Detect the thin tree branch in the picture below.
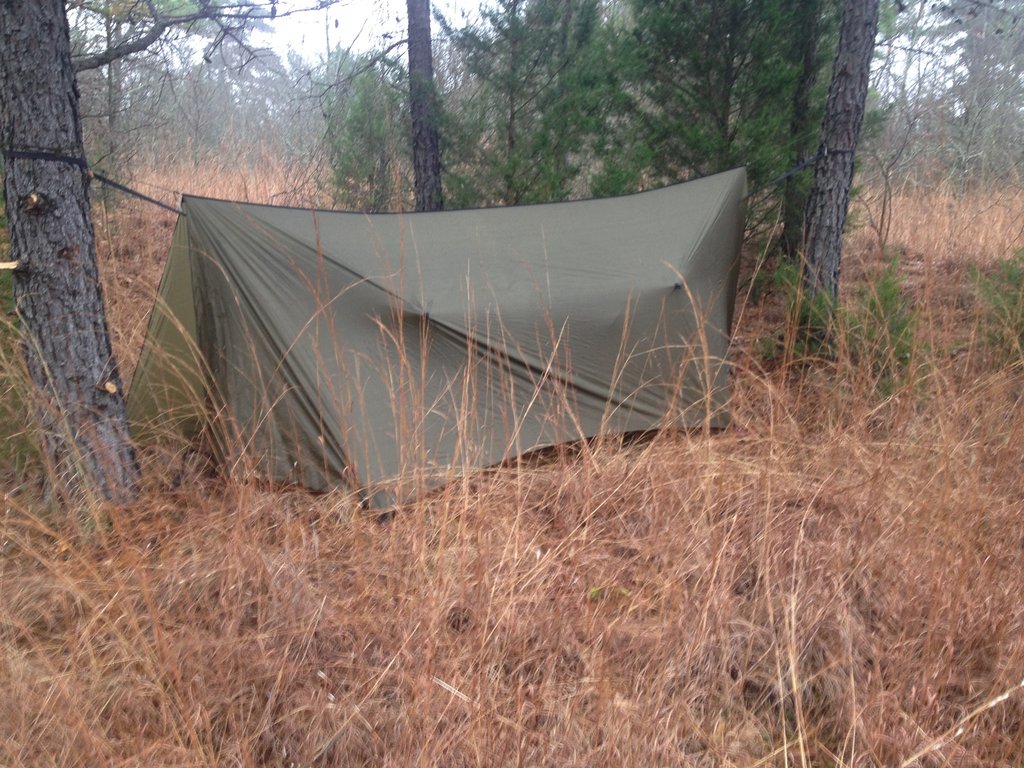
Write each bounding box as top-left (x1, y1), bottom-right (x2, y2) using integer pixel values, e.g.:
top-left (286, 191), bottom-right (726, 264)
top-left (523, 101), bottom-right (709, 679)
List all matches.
top-left (72, 1), bottom-right (338, 72)
top-left (74, 16), bottom-right (194, 71)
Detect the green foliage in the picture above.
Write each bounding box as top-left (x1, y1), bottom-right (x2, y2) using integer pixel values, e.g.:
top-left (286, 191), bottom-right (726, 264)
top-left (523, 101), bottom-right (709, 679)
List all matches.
top-left (771, 260), bottom-right (839, 361)
top-left (323, 54), bottom-right (410, 212)
top-left (445, 0), bottom-right (616, 205)
top-left (585, 33), bottom-right (657, 198)
top-left (587, 584), bottom-right (631, 602)
top-left (614, 0), bottom-right (837, 193)
top-left (845, 258), bottom-right (918, 392)
top-left (972, 250), bottom-right (1024, 361)
top-left (751, 260), bottom-right (835, 361)
top-left (408, 0), bottom-right (842, 213)
top-left (759, 258), bottom-right (919, 395)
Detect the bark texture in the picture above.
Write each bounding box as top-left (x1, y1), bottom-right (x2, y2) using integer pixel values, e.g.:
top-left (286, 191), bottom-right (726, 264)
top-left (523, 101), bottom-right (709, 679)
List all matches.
top-left (406, 0), bottom-right (444, 212)
top-left (782, 0), bottom-right (825, 258)
top-left (0, 0), bottom-right (140, 502)
top-left (802, 0), bottom-right (880, 299)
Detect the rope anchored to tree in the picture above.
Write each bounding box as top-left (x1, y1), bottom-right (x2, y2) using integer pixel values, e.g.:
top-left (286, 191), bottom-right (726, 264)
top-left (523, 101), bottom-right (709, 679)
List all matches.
top-left (2, 148), bottom-right (183, 215)
top-left (744, 146), bottom-right (856, 201)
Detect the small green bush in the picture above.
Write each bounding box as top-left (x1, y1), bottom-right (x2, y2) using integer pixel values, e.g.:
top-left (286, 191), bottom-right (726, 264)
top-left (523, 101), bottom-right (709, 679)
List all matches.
top-left (774, 260), bottom-right (839, 361)
top-left (759, 258), bottom-right (920, 394)
top-left (972, 249), bottom-right (1024, 362)
top-left (845, 258), bottom-right (918, 393)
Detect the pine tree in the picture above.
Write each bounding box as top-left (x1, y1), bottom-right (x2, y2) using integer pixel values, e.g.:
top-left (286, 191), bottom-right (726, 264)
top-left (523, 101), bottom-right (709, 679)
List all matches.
top-left (803, 0), bottom-right (881, 300)
top-left (625, 0), bottom-right (800, 187)
top-left (407, 0), bottom-right (444, 211)
top-left (1, 0), bottom-right (140, 502)
top-left (0, 0), bottom-right (333, 502)
top-left (324, 54), bottom-right (410, 211)
top-left (448, 0), bottom-right (610, 205)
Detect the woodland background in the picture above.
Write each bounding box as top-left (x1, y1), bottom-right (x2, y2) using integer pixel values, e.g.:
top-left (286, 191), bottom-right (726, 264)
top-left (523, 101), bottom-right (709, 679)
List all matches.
top-left (1, 0), bottom-right (1024, 765)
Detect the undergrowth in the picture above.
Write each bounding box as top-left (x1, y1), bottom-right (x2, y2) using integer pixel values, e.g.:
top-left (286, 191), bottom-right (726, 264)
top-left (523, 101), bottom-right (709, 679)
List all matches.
top-left (0, 222), bottom-right (41, 486)
top-left (972, 248), bottom-right (1024, 363)
top-left (756, 257), bottom-right (919, 397)
top-left (1, 170), bottom-right (1023, 766)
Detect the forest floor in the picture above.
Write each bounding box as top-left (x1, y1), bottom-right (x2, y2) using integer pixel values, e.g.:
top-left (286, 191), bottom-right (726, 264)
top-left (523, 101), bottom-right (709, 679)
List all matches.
top-left (1, 165), bottom-right (1023, 766)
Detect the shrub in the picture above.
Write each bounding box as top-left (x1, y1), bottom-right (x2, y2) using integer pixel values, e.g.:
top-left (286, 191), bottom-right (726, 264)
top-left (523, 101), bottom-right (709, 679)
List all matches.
top-left (758, 258), bottom-right (920, 395)
top-left (756, 260), bottom-right (838, 363)
top-left (845, 258), bottom-right (919, 393)
top-left (972, 249), bottom-right (1024, 362)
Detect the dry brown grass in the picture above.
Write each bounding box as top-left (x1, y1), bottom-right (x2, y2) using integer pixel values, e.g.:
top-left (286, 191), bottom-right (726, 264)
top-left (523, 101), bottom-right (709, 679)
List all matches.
top-left (853, 182), bottom-right (1024, 266)
top-left (2, 170), bottom-right (1023, 766)
top-left (93, 149), bottom-right (333, 383)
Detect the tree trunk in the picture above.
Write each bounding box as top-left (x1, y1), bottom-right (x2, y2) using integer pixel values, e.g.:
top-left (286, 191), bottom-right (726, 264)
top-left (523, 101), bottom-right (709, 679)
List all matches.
top-left (802, 0), bottom-right (880, 300)
top-left (406, 0), bottom-right (444, 211)
top-left (781, 0), bottom-right (824, 259)
top-left (0, 0), bottom-right (140, 503)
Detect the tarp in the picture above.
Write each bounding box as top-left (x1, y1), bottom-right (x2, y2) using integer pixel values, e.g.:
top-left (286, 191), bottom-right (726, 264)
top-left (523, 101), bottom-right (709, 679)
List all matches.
top-left (128, 168), bottom-right (746, 505)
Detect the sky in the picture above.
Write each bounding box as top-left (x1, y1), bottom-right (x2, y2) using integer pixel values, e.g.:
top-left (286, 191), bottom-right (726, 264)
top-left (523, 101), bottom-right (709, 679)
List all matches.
top-left (252, 0), bottom-right (477, 60)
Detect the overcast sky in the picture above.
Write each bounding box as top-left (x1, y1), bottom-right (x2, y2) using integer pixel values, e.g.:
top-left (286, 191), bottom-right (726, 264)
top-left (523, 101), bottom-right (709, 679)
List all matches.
top-left (254, 0), bottom-right (477, 60)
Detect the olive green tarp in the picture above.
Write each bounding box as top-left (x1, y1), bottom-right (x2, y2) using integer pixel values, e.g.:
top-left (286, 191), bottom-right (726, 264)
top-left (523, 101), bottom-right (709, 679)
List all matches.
top-left (127, 168), bottom-right (746, 505)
